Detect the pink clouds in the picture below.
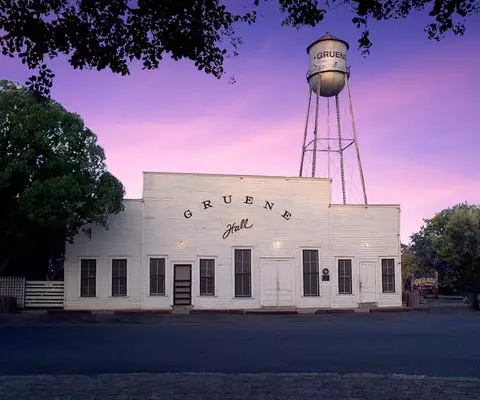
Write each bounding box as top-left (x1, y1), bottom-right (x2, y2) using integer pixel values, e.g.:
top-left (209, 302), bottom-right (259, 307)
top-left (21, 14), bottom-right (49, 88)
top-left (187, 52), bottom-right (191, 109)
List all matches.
top-left (2, 21), bottom-right (478, 245)
top-left (366, 160), bottom-right (480, 241)
top-left (98, 116), bottom-right (303, 196)
top-left (90, 40), bottom-right (479, 245)
top-left (349, 52), bottom-right (480, 137)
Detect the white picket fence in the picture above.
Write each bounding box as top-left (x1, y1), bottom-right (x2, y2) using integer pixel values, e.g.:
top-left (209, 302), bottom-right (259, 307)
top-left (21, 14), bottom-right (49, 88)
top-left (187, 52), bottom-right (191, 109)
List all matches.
top-left (24, 281), bottom-right (65, 308)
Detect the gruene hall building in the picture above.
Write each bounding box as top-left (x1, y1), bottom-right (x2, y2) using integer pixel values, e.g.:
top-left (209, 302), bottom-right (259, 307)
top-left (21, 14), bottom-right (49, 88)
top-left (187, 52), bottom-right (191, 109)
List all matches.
top-left (64, 172), bottom-right (402, 312)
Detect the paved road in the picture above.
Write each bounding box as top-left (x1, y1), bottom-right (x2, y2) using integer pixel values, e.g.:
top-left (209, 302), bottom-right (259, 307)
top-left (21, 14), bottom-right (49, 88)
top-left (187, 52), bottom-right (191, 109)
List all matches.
top-left (1, 312), bottom-right (480, 377)
top-left (2, 373), bottom-right (480, 400)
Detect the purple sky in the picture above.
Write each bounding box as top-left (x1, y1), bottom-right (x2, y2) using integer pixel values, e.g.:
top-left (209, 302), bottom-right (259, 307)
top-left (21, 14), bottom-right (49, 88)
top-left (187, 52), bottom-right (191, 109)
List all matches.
top-left (1, 3), bottom-right (479, 243)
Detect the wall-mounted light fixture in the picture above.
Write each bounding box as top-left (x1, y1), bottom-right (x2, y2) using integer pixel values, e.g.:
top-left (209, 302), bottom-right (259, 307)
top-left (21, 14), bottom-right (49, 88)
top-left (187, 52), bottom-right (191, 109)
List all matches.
top-left (177, 240), bottom-right (185, 249)
top-left (273, 240), bottom-right (281, 249)
top-left (362, 243), bottom-right (369, 249)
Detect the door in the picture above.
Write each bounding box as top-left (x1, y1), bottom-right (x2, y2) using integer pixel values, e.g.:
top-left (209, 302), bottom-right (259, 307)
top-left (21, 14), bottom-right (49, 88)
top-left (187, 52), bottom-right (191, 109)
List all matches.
top-left (261, 259), bottom-right (295, 307)
top-left (359, 261), bottom-right (376, 303)
top-left (173, 264), bottom-right (192, 306)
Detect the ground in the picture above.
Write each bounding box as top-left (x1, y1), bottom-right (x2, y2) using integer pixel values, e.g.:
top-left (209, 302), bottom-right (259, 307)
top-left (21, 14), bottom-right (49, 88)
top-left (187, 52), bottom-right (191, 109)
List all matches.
top-left (2, 372), bottom-right (480, 400)
top-left (1, 310), bottom-right (479, 398)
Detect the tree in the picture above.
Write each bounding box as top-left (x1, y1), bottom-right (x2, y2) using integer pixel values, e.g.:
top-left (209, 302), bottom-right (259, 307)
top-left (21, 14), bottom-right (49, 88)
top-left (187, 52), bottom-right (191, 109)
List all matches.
top-left (410, 206), bottom-right (457, 288)
top-left (0, 80), bottom-right (125, 276)
top-left (401, 243), bottom-right (425, 289)
top-left (409, 203), bottom-right (480, 310)
top-left (1, 1), bottom-right (479, 96)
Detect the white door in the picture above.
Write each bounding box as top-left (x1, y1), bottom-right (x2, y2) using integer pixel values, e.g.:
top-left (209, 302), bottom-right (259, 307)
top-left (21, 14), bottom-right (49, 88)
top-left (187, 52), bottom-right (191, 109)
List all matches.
top-left (359, 261), bottom-right (376, 303)
top-left (277, 260), bottom-right (294, 306)
top-left (261, 260), bottom-right (278, 307)
top-left (261, 259), bottom-right (295, 307)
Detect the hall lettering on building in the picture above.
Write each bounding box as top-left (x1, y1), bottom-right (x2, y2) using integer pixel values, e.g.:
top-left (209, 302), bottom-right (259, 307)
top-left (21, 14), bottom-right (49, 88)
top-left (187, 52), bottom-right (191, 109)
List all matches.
top-left (63, 172), bottom-right (401, 311)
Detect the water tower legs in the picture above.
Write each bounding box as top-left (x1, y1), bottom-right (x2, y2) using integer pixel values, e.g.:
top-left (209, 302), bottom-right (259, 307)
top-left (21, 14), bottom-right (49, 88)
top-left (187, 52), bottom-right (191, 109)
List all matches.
top-left (298, 76), bottom-right (368, 205)
top-left (327, 97), bottom-right (331, 179)
top-left (345, 75), bottom-right (368, 205)
top-left (335, 94), bottom-right (347, 204)
top-left (312, 77), bottom-right (321, 177)
top-left (299, 88), bottom-right (312, 177)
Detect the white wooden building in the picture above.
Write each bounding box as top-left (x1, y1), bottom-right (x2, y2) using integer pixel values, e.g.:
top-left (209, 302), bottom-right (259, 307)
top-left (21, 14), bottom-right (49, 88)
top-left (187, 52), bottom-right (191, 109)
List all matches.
top-left (64, 172), bottom-right (402, 311)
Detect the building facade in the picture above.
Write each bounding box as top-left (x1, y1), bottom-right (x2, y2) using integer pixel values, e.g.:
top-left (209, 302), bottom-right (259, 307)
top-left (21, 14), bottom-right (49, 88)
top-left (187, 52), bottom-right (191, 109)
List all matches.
top-left (64, 172), bottom-right (402, 311)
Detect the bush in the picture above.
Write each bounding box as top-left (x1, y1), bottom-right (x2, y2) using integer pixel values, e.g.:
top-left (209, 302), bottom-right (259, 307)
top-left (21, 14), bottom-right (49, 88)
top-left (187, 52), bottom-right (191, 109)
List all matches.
top-left (0, 296), bottom-right (19, 313)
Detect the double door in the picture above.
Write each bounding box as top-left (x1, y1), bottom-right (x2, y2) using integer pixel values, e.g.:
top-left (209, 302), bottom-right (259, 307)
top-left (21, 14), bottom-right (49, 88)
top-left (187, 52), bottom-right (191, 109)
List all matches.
top-left (261, 259), bottom-right (295, 307)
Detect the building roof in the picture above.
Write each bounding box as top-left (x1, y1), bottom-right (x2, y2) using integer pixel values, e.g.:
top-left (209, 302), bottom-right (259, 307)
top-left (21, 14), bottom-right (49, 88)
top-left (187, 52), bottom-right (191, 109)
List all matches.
top-left (142, 171), bottom-right (332, 182)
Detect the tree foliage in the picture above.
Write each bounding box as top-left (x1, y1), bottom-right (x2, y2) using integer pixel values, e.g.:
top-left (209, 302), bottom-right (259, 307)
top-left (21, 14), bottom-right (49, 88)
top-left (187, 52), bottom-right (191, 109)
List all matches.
top-left (0, 80), bottom-right (125, 275)
top-left (401, 243), bottom-right (425, 287)
top-left (410, 203), bottom-right (480, 309)
top-left (1, 0), bottom-right (479, 96)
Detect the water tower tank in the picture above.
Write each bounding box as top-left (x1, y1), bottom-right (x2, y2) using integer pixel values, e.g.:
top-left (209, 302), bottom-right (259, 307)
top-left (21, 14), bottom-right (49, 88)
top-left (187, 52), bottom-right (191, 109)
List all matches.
top-left (307, 33), bottom-right (349, 97)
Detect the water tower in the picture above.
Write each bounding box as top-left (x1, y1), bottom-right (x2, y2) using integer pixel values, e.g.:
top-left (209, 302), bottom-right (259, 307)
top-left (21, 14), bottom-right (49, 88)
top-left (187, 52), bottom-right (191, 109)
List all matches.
top-left (299, 33), bottom-right (367, 205)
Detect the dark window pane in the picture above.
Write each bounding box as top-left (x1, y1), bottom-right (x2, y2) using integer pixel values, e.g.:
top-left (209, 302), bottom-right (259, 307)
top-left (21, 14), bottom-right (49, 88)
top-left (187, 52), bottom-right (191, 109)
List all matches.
top-left (80, 259), bottom-right (96, 297)
top-left (150, 258), bottom-right (166, 295)
top-left (207, 262), bottom-right (214, 277)
top-left (304, 250), bottom-right (310, 262)
top-left (235, 249), bottom-right (242, 263)
top-left (112, 259), bottom-right (127, 297)
top-left (200, 259), bottom-right (215, 295)
top-left (338, 259), bottom-right (352, 294)
top-left (303, 250), bottom-right (319, 296)
top-left (234, 250), bottom-right (251, 274)
top-left (382, 258), bottom-right (395, 293)
top-left (312, 276), bottom-right (319, 295)
top-left (234, 274), bottom-right (242, 296)
top-left (234, 250), bottom-right (251, 297)
top-left (242, 274), bottom-right (251, 297)
top-left (207, 278), bottom-right (214, 295)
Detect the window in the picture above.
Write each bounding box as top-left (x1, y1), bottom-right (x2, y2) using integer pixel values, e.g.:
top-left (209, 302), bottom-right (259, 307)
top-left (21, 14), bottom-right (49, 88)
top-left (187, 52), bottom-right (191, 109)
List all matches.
top-left (382, 258), bottom-right (396, 293)
top-left (338, 259), bottom-right (352, 294)
top-left (200, 259), bottom-right (215, 296)
top-left (112, 259), bottom-right (127, 297)
top-left (150, 258), bottom-right (166, 295)
top-left (234, 249), bottom-right (251, 297)
top-left (303, 250), bottom-right (319, 296)
top-left (80, 259), bottom-right (96, 297)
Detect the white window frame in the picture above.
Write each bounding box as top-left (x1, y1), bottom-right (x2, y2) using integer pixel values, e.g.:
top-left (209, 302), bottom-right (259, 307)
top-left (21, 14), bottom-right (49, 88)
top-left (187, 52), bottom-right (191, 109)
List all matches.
top-left (337, 257), bottom-right (355, 295)
top-left (109, 257), bottom-right (129, 298)
top-left (146, 255), bottom-right (169, 297)
top-left (77, 257), bottom-right (98, 298)
top-left (380, 257), bottom-right (397, 294)
top-left (197, 256), bottom-right (218, 297)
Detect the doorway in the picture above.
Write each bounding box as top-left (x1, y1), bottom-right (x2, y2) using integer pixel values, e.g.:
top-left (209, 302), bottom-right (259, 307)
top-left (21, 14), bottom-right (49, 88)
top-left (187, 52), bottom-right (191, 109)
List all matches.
top-left (261, 258), bottom-right (295, 307)
top-left (359, 261), bottom-right (376, 303)
top-left (173, 264), bottom-right (192, 306)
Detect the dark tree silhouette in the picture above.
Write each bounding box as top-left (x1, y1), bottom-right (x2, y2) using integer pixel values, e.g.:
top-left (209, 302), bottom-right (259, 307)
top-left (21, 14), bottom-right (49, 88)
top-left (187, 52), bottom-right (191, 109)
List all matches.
top-left (1, 1), bottom-right (478, 96)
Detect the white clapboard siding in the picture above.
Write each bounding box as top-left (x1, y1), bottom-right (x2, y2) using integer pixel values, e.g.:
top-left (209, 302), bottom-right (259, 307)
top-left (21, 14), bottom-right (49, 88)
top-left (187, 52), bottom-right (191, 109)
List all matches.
top-left (64, 172), bottom-right (402, 311)
top-left (25, 281), bottom-right (64, 308)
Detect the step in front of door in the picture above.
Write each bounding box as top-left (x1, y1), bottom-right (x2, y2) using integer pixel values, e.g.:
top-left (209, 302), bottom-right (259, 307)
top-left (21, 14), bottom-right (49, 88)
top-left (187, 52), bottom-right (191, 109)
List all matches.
top-left (358, 302), bottom-right (377, 309)
top-left (172, 306), bottom-right (191, 314)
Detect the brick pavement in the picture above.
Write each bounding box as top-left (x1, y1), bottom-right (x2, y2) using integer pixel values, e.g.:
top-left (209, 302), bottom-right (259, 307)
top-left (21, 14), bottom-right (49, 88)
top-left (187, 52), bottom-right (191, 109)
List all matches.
top-left (1, 373), bottom-right (480, 399)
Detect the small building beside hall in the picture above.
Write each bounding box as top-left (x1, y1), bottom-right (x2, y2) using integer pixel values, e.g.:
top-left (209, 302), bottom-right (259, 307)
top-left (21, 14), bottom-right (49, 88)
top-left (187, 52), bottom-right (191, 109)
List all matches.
top-left (64, 172), bottom-right (402, 311)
